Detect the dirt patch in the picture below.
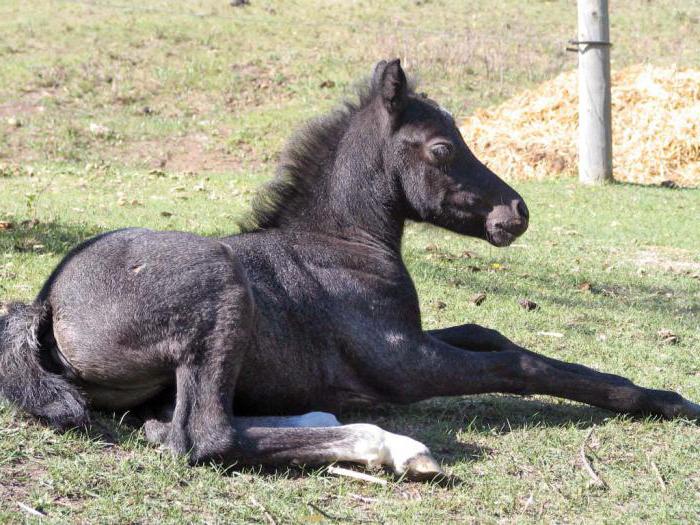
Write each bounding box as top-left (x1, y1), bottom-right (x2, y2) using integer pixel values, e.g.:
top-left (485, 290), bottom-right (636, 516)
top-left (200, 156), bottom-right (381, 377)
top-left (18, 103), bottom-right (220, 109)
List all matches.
top-left (0, 458), bottom-right (49, 502)
top-left (633, 247), bottom-right (700, 276)
top-left (119, 134), bottom-right (244, 173)
top-left (0, 90), bottom-right (54, 119)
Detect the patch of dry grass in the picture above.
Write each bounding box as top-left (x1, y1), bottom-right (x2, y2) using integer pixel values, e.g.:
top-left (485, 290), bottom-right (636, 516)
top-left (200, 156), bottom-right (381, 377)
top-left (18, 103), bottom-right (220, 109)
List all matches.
top-left (460, 65), bottom-right (700, 187)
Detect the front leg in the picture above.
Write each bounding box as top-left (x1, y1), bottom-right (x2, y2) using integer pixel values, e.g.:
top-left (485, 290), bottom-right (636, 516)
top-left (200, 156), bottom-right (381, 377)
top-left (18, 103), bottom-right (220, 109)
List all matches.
top-left (366, 334), bottom-right (700, 420)
top-left (428, 323), bottom-right (520, 352)
top-left (428, 323), bottom-right (637, 384)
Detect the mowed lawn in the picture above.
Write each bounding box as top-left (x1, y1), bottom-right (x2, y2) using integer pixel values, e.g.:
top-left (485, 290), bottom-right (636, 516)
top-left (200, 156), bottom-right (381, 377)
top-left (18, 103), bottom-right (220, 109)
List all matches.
top-left (1, 1), bottom-right (700, 523)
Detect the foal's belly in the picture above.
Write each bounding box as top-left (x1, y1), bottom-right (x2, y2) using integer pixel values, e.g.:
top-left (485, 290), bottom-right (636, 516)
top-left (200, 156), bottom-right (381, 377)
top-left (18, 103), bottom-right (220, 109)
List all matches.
top-left (233, 339), bottom-right (383, 416)
top-left (232, 378), bottom-right (376, 416)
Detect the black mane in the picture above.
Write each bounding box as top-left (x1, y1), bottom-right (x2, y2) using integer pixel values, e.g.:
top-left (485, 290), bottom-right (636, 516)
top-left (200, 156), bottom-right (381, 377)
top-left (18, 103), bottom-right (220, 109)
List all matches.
top-left (239, 78), bottom-right (414, 233)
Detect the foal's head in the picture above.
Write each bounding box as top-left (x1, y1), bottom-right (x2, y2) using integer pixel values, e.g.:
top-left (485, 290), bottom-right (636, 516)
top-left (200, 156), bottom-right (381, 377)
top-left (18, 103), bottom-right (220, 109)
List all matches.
top-left (372, 59), bottom-right (528, 247)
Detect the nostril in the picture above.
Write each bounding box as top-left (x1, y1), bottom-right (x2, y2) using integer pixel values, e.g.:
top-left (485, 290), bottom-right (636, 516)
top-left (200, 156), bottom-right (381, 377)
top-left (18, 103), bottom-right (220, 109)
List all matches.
top-left (516, 200), bottom-right (529, 221)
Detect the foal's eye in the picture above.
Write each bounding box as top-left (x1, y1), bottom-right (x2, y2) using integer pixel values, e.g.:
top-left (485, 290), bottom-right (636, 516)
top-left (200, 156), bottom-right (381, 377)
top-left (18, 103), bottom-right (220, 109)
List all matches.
top-left (429, 143), bottom-right (453, 163)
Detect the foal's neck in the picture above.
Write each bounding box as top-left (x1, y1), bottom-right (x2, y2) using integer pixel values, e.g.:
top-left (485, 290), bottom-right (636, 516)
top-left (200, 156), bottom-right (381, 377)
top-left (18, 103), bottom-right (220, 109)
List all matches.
top-left (293, 122), bottom-right (406, 254)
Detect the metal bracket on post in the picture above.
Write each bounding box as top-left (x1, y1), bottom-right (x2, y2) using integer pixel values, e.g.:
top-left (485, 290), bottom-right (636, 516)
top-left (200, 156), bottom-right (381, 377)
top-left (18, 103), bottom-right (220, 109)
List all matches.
top-left (566, 39), bottom-right (612, 53)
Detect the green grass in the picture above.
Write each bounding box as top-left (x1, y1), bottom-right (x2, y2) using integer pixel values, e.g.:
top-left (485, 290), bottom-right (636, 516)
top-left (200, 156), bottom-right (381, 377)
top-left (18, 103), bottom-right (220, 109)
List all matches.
top-left (2, 0), bottom-right (700, 171)
top-left (1, 0), bottom-right (700, 523)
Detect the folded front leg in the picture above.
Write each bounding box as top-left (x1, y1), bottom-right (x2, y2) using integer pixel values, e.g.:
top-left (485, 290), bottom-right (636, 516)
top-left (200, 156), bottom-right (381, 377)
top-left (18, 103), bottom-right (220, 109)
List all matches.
top-left (233, 423), bottom-right (443, 480)
top-left (145, 415), bottom-right (443, 480)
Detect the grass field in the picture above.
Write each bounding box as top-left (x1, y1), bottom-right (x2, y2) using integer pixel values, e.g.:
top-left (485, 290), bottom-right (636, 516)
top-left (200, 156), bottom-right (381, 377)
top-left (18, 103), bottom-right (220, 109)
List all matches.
top-left (1, 1), bottom-right (700, 523)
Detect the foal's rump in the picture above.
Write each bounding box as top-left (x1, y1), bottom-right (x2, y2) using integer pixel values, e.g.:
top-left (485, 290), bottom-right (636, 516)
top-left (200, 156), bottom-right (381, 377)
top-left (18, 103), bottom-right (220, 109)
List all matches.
top-left (2, 228), bottom-right (253, 420)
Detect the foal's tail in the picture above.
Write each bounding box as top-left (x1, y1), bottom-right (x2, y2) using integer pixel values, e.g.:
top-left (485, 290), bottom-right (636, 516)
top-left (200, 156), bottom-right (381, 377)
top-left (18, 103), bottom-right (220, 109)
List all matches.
top-left (0, 301), bottom-right (88, 430)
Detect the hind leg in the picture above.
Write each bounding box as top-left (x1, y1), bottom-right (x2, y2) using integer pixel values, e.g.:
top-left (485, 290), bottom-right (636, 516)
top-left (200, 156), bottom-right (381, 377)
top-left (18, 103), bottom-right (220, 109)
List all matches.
top-left (143, 276), bottom-right (253, 463)
top-left (143, 358), bottom-right (239, 463)
top-left (144, 325), bottom-right (256, 463)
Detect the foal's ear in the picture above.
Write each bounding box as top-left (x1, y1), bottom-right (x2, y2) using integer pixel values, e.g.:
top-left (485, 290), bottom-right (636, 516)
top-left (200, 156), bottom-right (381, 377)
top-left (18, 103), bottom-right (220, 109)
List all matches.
top-left (373, 59), bottom-right (408, 115)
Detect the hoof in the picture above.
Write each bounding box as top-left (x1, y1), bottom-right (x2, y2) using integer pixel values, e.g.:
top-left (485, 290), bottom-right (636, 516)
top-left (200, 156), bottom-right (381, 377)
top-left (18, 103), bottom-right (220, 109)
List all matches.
top-left (403, 453), bottom-right (445, 482)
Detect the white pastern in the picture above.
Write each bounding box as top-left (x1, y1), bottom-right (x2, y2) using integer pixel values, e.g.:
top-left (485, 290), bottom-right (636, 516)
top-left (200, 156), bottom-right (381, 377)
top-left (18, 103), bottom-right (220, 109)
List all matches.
top-left (345, 424), bottom-right (431, 474)
top-left (382, 430), bottom-right (432, 474)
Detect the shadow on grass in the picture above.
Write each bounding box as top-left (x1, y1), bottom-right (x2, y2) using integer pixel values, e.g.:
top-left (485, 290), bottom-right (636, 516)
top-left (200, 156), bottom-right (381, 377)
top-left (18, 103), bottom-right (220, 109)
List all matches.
top-left (0, 219), bottom-right (101, 256)
top-left (340, 395), bottom-right (614, 465)
top-left (611, 179), bottom-right (698, 191)
top-left (411, 253), bottom-right (700, 321)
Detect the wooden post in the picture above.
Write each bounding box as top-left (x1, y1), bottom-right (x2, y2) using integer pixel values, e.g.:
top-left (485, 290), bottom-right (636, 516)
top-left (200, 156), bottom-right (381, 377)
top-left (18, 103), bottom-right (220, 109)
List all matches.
top-left (576, 0), bottom-right (613, 184)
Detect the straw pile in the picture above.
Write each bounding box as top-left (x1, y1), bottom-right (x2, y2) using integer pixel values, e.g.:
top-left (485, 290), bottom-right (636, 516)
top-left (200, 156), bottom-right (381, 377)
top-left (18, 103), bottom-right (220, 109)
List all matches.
top-left (460, 65), bottom-right (700, 187)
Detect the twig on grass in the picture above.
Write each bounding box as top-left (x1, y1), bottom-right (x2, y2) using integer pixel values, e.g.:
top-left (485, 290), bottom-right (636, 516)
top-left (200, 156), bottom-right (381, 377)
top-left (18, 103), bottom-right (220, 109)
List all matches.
top-left (307, 502), bottom-right (343, 522)
top-left (537, 331), bottom-right (564, 338)
top-left (520, 493), bottom-right (534, 514)
top-left (307, 501), bottom-right (376, 524)
top-left (249, 496), bottom-right (277, 525)
top-left (649, 460), bottom-right (667, 492)
top-left (348, 493), bottom-right (379, 504)
top-left (579, 428), bottom-right (607, 489)
top-left (326, 465), bottom-right (388, 485)
top-left (17, 502), bottom-right (46, 518)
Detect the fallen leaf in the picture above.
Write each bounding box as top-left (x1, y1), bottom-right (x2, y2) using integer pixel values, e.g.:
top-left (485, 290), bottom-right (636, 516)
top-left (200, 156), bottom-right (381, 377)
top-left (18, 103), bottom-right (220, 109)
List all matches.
top-left (20, 219), bottom-right (40, 228)
top-left (578, 282), bottom-right (592, 292)
top-left (0, 221), bottom-right (14, 230)
top-left (471, 292), bottom-right (487, 306)
top-left (118, 198), bottom-right (143, 207)
top-left (89, 122), bottom-right (111, 138)
top-left (518, 298), bottom-right (539, 311)
top-left (657, 329), bottom-right (679, 345)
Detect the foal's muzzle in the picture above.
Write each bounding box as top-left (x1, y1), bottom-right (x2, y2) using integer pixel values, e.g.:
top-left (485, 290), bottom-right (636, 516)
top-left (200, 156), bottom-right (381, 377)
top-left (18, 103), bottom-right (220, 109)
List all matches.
top-left (485, 198), bottom-right (529, 247)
